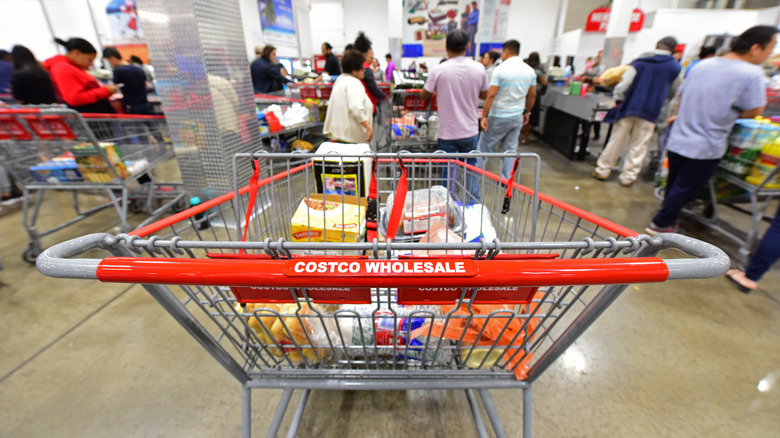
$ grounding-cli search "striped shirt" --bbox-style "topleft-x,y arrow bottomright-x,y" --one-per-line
489,56 -> 537,119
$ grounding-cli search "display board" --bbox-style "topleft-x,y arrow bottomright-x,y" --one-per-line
402,0 -> 510,58
259,0 -> 297,47
106,0 -> 149,63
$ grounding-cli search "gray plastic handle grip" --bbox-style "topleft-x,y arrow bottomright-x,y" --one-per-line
652,233 -> 731,280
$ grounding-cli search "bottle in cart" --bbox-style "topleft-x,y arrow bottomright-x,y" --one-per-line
189,196 -> 210,230
427,114 -> 438,141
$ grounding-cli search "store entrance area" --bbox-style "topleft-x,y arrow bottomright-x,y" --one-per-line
1,139 -> 778,437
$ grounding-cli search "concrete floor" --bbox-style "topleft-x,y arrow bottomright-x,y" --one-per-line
1,140 -> 779,438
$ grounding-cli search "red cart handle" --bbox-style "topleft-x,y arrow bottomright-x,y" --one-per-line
94,256 -> 671,287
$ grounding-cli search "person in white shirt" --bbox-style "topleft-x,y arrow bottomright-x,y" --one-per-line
477,39 -> 537,181
324,50 -> 373,144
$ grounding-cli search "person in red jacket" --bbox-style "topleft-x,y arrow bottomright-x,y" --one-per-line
44,38 -> 117,113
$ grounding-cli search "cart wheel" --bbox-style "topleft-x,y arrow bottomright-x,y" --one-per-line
653,186 -> 665,200
22,245 -> 41,265
129,199 -> 144,214
171,198 -> 187,213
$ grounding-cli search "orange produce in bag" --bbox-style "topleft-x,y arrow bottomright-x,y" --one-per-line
410,296 -> 543,380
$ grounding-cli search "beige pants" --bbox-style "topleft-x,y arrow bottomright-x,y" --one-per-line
594,116 -> 656,185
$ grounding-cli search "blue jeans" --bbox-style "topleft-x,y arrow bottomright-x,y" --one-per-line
652,151 -> 720,228
746,204 -> 780,282
438,135 -> 479,202
476,115 -> 523,181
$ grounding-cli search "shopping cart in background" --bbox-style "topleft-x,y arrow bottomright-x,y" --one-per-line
37,151 -> 729,438
254,94 -> 322,152
0,107 -> 185,263
388,89 -> 438,152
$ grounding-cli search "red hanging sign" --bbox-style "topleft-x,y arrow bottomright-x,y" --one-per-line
585,8 -> 644,33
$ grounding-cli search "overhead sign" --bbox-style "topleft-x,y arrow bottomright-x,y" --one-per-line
585,7 -> 644,33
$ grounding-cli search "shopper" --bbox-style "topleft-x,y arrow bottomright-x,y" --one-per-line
44,38 -> 117,113
385,53 -> 395,81
321,42 -> 341,76
592,36 -> 681,187
583,52 -> 604,79
129,55 -> 154,91
481,50 -> 500,82
646,26 -> 776,235
103,47 -> 150,114
0,50 -> 11,94
521,52 -> 548,145
353,32 -> 387,114
10,45 -> 56,105
371,58 -> 383,82
250,45 -> 291,94
422,29 -> 488,153
476,40 -> 536,181
726,204 -> 780,293
685,45 -> 717,78
323,50 -> 373,144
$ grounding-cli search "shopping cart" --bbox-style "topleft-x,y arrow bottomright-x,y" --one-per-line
389,89 -> 438,152
0,107 -> 185,263
254,94 -> 322,151
37,151 -> 729,438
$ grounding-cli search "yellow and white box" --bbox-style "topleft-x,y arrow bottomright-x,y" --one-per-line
290,195 -> 367,243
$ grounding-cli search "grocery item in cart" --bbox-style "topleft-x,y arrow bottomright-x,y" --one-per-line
313,142 -> 372,197
71,142 -> 129,183
290,194 -> 367,242
417,303 -> 539,377
385,185 -> 460,235
330,304 -> 449,363
745,138 -> 780,188
238,302 -> 333,365
413,222 -> 466,256
29,155 -> 83,183
461,204 -> 497,243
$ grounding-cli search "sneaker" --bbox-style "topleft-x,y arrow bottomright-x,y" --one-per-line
644,222 -> 677,235
0,193 -> 22,206
592,170 -> 608,181
619,180 -> 634,187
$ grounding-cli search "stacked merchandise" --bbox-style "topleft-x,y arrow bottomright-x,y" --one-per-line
257,103 -> 315,135
391,112 -> 438,142
28,142 -> 144,184
721,118 -> 780,188
29,153 -> 81,183
71,142 -> 129,183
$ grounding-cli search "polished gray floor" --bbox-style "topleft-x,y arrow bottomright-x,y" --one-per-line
1,141 -> 778,437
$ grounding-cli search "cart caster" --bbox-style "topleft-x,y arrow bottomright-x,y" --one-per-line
22,245 -> 41,265
129,199 -> 144,214
171,198 -> 187,213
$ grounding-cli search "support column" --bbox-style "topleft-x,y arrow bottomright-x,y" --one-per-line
551,0 -> 570,57
601,0 -> 634,69
136,0 -> 261,198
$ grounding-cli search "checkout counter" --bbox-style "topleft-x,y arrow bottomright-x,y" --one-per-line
539,86 -> 615,161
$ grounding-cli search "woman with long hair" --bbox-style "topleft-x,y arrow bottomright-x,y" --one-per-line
11,45 -> 56,105
521,52 -> 548,144
43,38 -> 117,113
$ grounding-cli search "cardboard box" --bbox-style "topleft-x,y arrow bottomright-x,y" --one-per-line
290,194 -> 368,243
29,157 -> 83,183
71,142 -> 129,183
312,143 -> 372,197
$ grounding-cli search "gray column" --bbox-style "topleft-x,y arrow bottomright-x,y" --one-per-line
601,0 -> 634,69
137,0 -> 260,198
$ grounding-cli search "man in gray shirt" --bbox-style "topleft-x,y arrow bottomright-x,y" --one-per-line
647,26 -> 776,234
